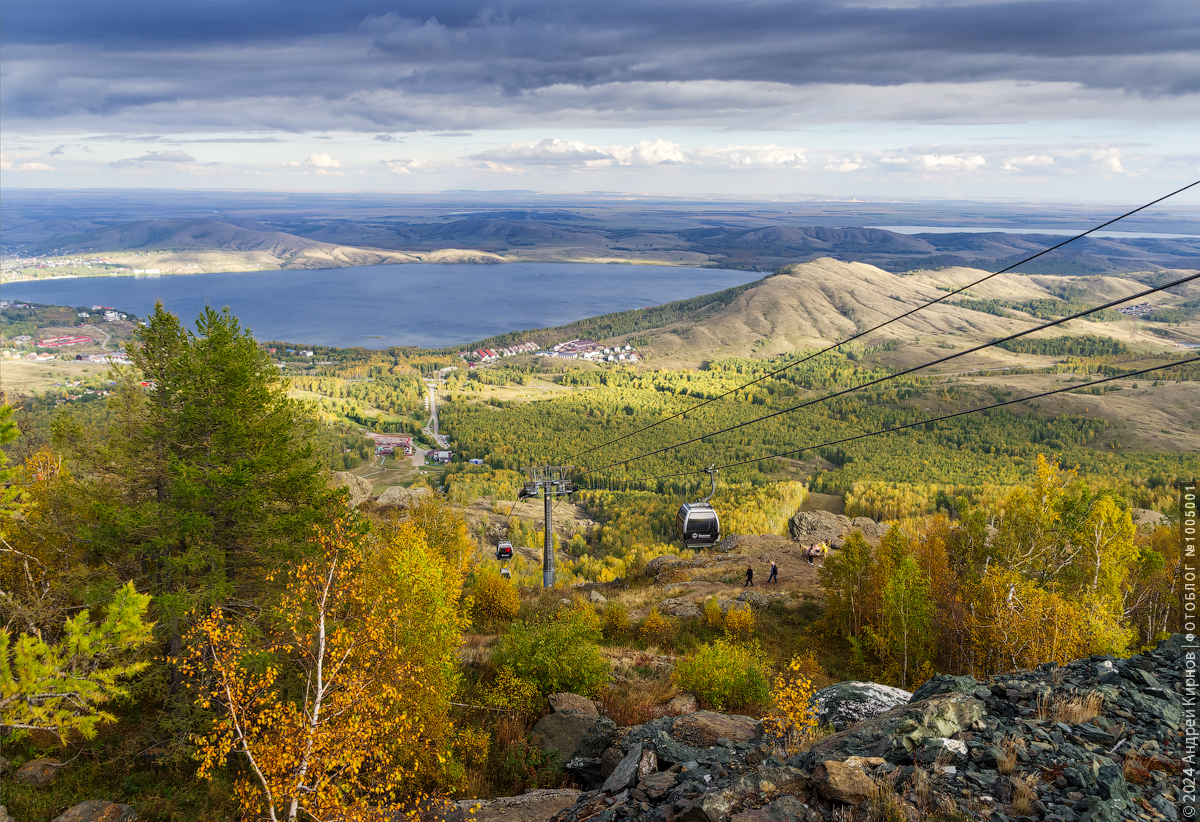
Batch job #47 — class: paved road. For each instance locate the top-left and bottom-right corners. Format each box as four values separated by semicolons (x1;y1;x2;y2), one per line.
81;324;112;351
423;382;450;449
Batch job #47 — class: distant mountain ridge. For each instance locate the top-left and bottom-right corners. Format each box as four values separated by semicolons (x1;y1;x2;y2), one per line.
10;216;1199;276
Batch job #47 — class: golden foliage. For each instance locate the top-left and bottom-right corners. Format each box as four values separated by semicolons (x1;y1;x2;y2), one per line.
482;666;542;714
601;600;630;640
763;655;819;756
723;604;755;642
187;516;466;821
702;596;724;632
640;607;675;648
471;568;521;627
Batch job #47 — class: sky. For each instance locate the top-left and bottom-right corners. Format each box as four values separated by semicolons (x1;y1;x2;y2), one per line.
1;0;1197;201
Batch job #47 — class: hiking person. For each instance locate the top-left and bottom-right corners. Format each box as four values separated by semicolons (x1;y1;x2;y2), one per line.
767;560;778;584
805;544;815;566
744;565;754;587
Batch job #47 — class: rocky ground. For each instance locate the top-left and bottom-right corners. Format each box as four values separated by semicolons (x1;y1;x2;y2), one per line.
456;635;1185;822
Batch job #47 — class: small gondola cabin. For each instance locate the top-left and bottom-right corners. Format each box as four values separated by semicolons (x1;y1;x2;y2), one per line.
496;540;514;561
676;502;720;549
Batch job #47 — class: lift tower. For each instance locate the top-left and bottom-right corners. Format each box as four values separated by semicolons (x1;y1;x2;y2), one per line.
519;466;576;588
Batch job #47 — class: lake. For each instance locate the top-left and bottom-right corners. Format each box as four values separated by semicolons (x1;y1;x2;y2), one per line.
3;263;762;349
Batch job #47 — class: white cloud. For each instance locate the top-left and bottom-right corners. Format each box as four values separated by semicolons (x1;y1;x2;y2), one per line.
1090;147;1126;174
826;158;864;172
471;138;802;170
305;152;341;168
688;144;806;168
380;157;427;174
918;153;987;171
17;161;54;171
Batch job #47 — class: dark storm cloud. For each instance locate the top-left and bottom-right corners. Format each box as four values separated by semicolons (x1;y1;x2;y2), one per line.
3;0;1196;131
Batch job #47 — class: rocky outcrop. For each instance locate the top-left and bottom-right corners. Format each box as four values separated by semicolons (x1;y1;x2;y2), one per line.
813;681;913;731
51;801;137;822
787;510;889;548
446;789;581;822
551;635;1187;822
659;597;702;619
331;471;373;508
376;484;431;508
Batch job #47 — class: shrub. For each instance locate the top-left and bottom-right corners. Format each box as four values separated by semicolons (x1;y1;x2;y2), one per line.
640;607;676;648
482;666;542;714
471;567;521;627
724;604;754;641
763;654;819;755
702;596;724;631
493;609;609;698
673;638;770;712
602;601;630;640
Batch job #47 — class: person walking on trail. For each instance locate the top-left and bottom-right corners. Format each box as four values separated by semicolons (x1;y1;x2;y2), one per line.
815;542;827;567
805;544;815;566
744;565;754;587
767;560;778;584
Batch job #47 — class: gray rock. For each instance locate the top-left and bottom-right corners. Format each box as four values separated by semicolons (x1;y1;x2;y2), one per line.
671;711;760;748
678;767;808;822
716;535;740;553
13;758;60;786
375;484;431;508
51;801;137;822
0;806;11;822
910;674;980;702
659;597;702;619
734;592;770;609
602;743;643;793
449;789;581;822
662;693;699;716
548;692;599;717
331;471;373;507
646;555;688;574
815;681;912;731
587;590;607;605
530;713;606;760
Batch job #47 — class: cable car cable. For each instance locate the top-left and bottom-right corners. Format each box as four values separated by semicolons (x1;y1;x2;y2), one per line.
573;270;1199;479
612;355;1200;485
563;180;1199;465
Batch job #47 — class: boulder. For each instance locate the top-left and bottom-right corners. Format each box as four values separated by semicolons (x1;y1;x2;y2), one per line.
716;535;740;553
14;757;61;786
51;801;137;822
376;484;431;508
646;555;688;574
801;692;985;767
602;743;644;793
815;681;913;731
787;510;851;543
735;592;770;609
331;472;373;507
910;673;982;702
813;759;876;805
663;692;699;716
530;713;606;761
587;589;607;605
548;692;599;717
447;789;581;822
659;597;702;619
671;711;760;748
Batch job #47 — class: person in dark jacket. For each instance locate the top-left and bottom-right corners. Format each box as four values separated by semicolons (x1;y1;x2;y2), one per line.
767;560;778;583
744;565;754;587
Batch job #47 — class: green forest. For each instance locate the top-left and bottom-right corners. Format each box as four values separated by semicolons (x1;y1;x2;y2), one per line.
1;301;1192;822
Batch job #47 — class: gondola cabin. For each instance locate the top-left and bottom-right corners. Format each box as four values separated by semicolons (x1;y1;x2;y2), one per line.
676;502;720;549
496;540;513;561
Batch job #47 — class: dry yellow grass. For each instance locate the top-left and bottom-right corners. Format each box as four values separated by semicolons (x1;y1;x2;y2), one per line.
1;358;112;394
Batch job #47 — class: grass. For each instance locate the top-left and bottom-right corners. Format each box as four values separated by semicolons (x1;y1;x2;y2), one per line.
0;733;235;822
1037;689;1105;724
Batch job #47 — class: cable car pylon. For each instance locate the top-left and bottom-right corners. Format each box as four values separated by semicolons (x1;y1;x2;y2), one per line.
519;465;576;588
